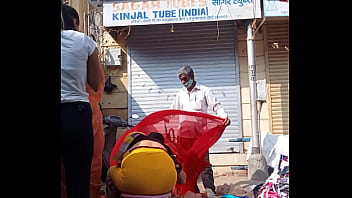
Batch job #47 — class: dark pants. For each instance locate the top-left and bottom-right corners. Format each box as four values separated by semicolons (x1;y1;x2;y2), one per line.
195;151;216;194
61;102;94;198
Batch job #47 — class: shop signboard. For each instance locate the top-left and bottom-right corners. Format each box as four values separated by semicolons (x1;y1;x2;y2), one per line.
263;0;289;16
103;0;261;26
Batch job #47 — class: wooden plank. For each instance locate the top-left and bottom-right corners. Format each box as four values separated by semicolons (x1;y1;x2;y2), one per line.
106;66;127;77
104;76;128;92
100;92;128;108
101;108;128;120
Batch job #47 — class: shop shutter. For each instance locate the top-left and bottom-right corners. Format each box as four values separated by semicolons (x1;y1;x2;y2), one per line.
266;21;289;135
127;21;243;153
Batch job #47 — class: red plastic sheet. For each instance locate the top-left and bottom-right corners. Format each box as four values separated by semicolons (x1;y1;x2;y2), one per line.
110;109;226;196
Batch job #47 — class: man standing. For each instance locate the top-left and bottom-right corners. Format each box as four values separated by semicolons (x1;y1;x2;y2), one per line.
170;65;231;197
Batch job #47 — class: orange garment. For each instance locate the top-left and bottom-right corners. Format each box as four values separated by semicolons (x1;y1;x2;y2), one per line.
88;99;104;198
87;65;105;198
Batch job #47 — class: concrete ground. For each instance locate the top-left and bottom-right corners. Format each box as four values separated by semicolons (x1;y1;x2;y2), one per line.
196;170;249;195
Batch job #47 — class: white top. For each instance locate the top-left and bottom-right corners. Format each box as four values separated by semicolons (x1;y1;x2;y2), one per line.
170;83;228;119
61;30;97;103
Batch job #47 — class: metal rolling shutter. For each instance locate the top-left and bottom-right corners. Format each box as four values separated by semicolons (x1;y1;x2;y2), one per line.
127;21;243;153
266;21;289;135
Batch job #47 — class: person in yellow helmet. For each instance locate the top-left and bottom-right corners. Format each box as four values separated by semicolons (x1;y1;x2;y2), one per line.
105;132;187;198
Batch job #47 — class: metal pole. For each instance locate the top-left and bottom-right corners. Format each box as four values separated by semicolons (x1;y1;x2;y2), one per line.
246;20;260;154
246;19;268;182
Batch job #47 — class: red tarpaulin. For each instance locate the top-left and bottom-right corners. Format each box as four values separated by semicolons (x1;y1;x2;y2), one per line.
110;109;226;196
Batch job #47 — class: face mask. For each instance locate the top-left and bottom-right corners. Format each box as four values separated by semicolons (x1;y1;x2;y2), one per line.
183;78;193;88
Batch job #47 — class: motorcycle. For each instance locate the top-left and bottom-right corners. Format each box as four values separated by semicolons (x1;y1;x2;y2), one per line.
101;114;139;195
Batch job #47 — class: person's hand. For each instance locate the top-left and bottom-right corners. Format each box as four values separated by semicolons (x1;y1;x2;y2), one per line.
223;117;231;127
163;115;170;123
176;169;187;184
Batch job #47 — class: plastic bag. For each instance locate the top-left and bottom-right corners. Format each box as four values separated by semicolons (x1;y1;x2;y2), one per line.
104;76;117;92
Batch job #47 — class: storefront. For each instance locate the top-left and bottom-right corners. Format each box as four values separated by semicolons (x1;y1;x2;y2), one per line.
265;19;289;135
102;0;261;153
127;21;242;153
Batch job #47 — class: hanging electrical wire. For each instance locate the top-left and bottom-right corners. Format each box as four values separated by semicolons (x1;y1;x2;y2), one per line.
215;4;223;40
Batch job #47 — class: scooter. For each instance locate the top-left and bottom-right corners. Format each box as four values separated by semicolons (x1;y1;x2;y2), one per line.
101;114;139;196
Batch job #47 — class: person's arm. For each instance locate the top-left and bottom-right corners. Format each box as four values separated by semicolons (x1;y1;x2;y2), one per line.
87;48;103;92
170;99;176;109
170;92;179;109
204;87;231;126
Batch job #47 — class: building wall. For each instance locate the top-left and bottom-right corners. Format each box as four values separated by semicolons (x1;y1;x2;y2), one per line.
211;20;269;175
100;30;129;121
237;21;270;154
211;18;288;175
75;22;285;175
264;18;289;135
67;0;129;120
65;0;89;33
